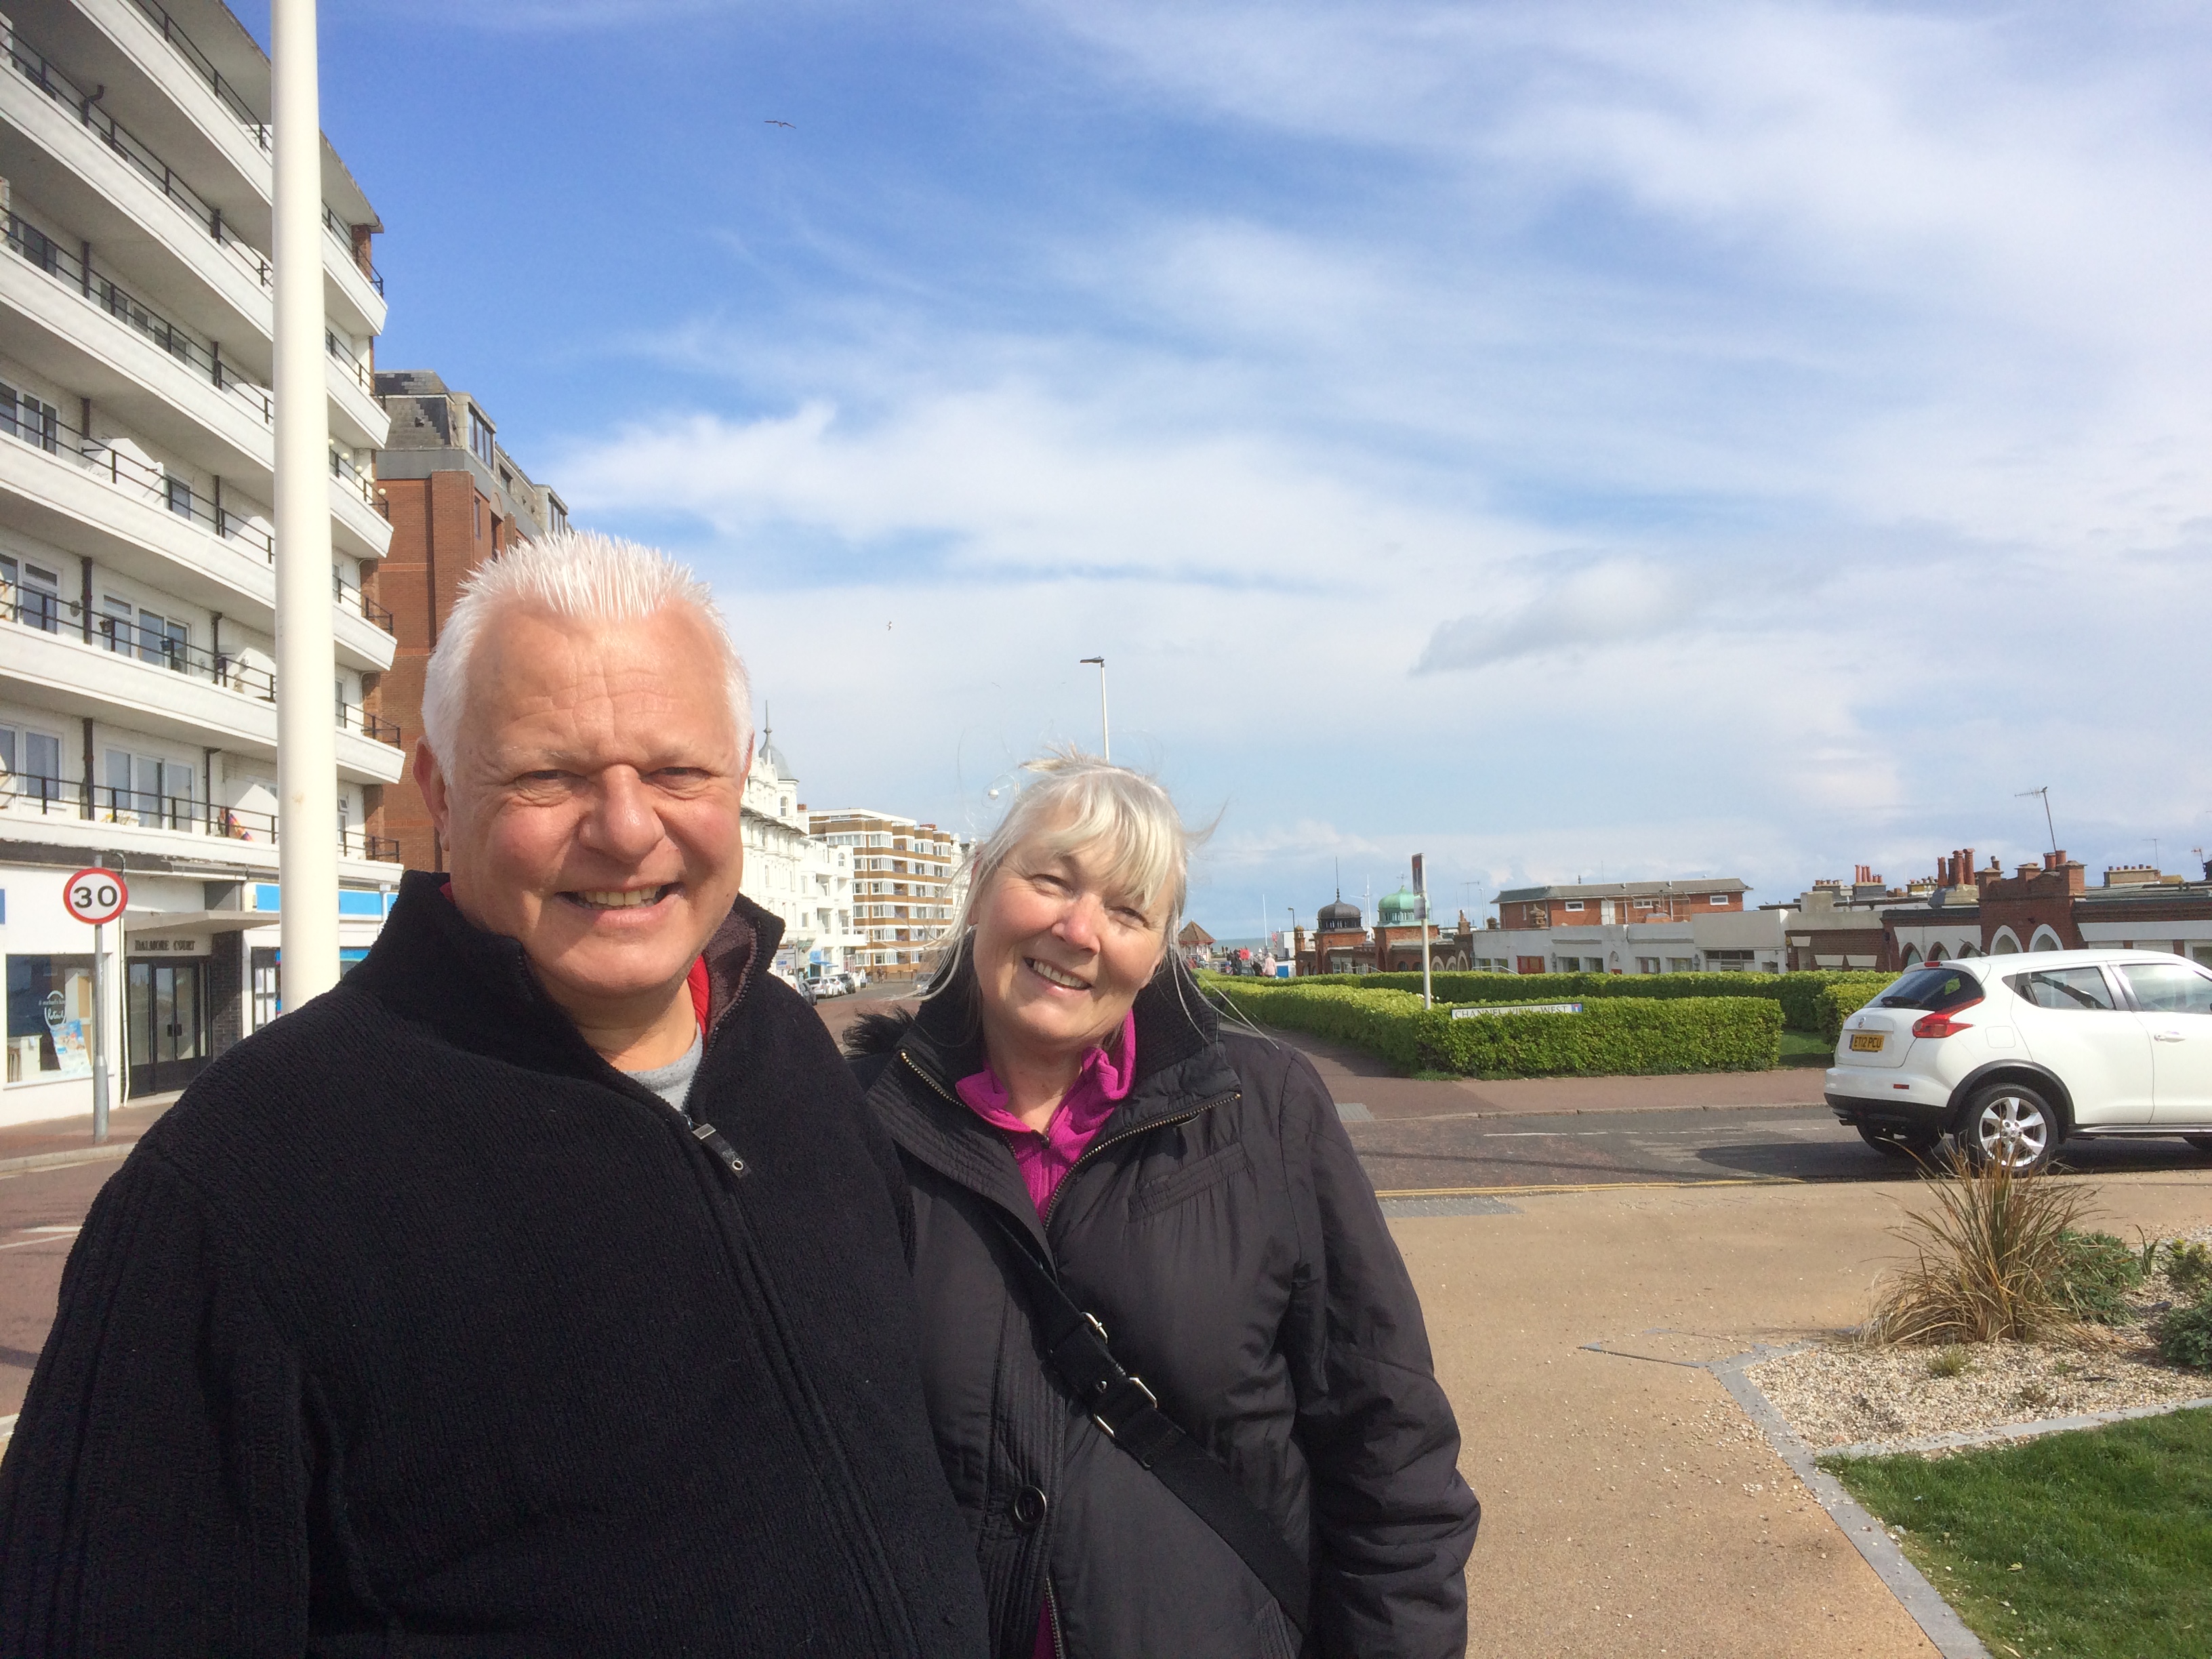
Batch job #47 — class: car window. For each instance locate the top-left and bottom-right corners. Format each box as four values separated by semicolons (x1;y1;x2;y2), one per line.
2117;962;2212;1015
1875;968;1982;1012
2005;966;2118;1012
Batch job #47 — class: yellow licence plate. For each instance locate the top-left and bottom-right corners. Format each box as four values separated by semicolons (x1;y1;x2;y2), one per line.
1849;1032;1884;1053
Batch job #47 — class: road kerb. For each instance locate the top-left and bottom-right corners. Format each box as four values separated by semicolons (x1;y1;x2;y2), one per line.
0;1143;136;1176
1374;1176;1805;1200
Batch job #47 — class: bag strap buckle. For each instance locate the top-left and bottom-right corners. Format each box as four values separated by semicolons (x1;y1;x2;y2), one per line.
1090;1372;1160;1442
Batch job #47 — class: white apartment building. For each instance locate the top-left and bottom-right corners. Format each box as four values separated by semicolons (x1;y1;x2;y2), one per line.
808;806;969;980
740;743;861;984
0;0;396;1125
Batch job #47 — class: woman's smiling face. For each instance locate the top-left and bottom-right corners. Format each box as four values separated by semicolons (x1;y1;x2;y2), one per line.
972;833;1166;1066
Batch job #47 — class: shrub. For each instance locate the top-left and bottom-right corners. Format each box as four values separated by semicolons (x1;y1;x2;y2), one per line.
1817;976;1899;1043
2053;1229;2145;1324
1326;968;1893;1035
2168;1240;2212;1298
1206;979;1780;1079
2155;1296;2212;1371
1927;1345;1971;1378
1865;1149;2097;1345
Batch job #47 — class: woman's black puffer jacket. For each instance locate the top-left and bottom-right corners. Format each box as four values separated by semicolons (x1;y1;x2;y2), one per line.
847;956;1479;1659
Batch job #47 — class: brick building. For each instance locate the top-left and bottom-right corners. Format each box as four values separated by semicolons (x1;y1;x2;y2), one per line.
1881;848;2212;968
369;371;568;869
1496;879;1746;933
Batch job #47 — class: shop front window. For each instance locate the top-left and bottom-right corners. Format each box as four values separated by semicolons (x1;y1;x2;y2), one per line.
6;954;95;1082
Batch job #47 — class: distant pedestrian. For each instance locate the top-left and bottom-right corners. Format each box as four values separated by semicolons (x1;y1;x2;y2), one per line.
0;531;989;1658
846;752;1479;1659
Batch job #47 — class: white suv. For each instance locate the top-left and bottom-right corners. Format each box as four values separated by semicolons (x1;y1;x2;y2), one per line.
1826;949;2212;1172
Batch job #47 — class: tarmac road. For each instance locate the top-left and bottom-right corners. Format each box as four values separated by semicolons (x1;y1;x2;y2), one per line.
5;1003;2210;1420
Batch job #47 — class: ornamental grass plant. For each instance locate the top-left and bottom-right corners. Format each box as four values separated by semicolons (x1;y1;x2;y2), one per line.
1865;1149;2097;1346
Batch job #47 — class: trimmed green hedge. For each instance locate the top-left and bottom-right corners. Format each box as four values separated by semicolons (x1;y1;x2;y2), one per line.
1816;977;1896;1043
1206;979;1782;1080
1313;968;1894;1035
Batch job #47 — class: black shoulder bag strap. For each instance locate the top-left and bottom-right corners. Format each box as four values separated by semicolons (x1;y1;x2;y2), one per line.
983;1208;1313;1638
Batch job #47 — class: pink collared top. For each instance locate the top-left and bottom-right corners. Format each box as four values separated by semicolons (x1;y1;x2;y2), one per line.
956;1012;1138;1218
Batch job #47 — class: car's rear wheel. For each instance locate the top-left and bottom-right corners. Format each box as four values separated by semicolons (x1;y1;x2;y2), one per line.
1958;1084;2060;1174
1857;1123;1940;1160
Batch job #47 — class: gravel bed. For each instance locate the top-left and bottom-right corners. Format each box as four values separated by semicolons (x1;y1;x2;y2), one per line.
1748;1223;2212;1454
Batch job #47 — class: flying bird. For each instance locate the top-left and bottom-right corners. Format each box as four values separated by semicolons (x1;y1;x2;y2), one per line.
764;119;795;129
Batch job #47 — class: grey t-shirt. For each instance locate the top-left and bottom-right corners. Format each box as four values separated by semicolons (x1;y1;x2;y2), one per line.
626;1032;703;1118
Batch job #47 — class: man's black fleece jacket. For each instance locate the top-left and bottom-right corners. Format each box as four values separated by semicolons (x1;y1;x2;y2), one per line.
0;871;991;1658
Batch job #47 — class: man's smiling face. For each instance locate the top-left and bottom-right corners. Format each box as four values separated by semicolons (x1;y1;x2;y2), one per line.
419;605;747;1029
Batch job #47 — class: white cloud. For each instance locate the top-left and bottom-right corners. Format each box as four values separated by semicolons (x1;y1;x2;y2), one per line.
534;0;2212;923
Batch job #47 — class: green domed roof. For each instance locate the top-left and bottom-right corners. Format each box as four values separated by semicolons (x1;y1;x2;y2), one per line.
1377;885;1425;924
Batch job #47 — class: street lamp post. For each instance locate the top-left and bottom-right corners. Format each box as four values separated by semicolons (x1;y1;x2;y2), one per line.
1079;656;1109;761
272;0;339;1004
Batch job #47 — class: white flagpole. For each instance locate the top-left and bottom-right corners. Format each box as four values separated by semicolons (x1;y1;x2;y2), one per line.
272;0;339;1004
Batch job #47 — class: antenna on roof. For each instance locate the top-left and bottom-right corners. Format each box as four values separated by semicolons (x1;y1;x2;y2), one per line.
2015;785;2057;856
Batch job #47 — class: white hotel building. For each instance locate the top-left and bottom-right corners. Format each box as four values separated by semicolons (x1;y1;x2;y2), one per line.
740;742;863;986
0;0;396;1125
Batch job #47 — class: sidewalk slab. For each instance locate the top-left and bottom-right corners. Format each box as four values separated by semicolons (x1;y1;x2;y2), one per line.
1396;1170;2212;1656
0;1097;176;1170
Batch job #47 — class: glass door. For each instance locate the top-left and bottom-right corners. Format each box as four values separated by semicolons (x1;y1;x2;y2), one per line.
126;960;209;1097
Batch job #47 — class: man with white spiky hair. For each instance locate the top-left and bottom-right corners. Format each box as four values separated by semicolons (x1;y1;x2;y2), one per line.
0;530;991;1658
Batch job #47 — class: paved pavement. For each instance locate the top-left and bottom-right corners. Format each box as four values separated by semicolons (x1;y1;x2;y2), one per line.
5;1004;2210;1655
1412;1168;2212;1655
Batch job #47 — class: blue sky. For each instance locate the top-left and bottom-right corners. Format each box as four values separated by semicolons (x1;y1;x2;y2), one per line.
264;1;2211;933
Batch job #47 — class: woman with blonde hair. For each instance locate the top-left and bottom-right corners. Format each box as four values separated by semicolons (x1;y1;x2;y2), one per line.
847;753;1477;1659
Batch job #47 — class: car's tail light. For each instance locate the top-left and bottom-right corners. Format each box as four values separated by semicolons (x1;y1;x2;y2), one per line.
1912;997;1982;1039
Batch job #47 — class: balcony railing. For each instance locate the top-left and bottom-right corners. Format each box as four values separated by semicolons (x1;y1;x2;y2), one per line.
332;569;394;632
3;590;398;722
121;0;269;150
321;205;385;296
2;583;278;697
329;444;380;512
5;20;387;308
5;213;274;424
0;394;279;558
3;27;272;293
337;698;401;747
326;328;371;394
0;776;401;862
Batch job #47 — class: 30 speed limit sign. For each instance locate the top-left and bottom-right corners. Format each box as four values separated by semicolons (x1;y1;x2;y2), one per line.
64;867;129;926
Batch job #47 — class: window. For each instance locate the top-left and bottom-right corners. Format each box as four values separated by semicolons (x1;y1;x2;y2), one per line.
1710;894;1729;905
251;947;280;1027
473;495;483;540
1563;900;1584;912
2005;966;2115;1012
0;383;60;453
469;409;495;467
1555;956;1582;971
165;476;192;519
2118;962;2212;1016
549;498;568;533
1878;966;1988;1012
1636;956;1660;975
1666;956;1695;972
6;954;96;1082
2;556;62;631
137;610;186;670
13;729;62;804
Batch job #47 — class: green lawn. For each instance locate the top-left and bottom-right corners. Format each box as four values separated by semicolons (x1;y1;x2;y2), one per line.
1779;1029;1832;1066
1824;1406;2212;1658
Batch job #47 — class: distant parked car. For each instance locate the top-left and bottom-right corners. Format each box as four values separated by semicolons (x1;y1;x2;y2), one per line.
1826;950;2212;1173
